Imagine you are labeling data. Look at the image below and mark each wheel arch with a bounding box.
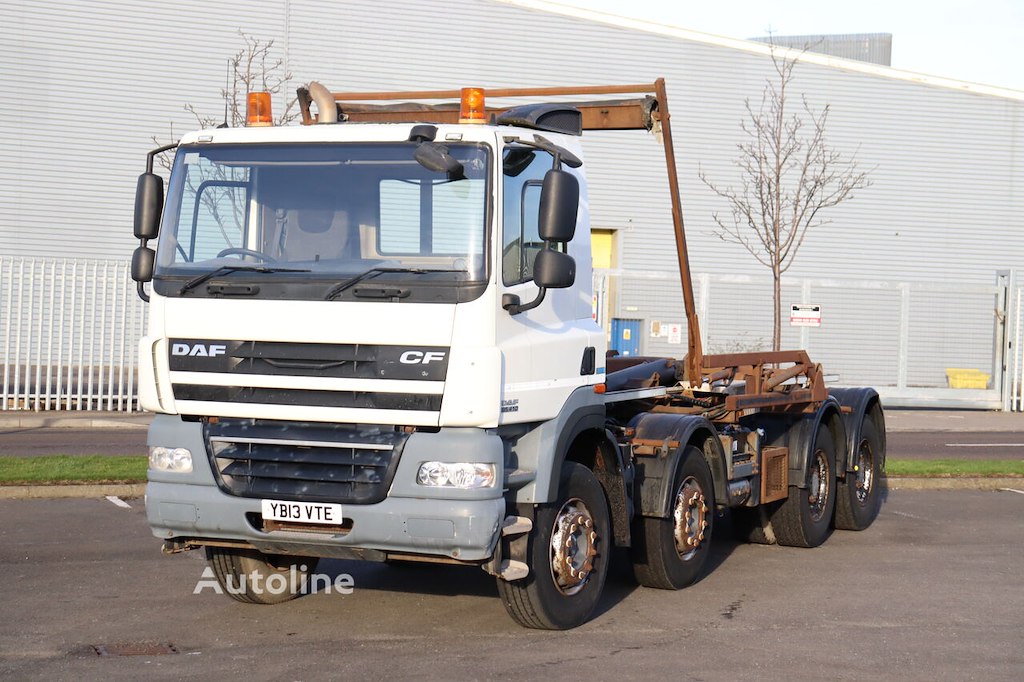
[828,387,887,473]
[562,426,634,547]
[629,412,728,518]
[752,398,847,489]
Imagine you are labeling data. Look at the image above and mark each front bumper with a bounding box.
[147,480,505,561]
[145,414,507,562]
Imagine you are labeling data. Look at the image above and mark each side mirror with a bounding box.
[131,245,155,283]
[538,169,579,242]
[533,249,575,289]
[134,172,164,240]
[502,248,576,315]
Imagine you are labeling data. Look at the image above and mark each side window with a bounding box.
[379,180,420,252]
[379,179,486,255]
[175,155,249,262]
[502,149,552,285]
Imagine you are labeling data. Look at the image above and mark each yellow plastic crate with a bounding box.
[945,368,991,389]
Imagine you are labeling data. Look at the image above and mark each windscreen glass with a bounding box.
[154,142,490,300]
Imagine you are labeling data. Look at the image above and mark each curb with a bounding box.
[0,414,151,430]
[0,483,146,500]
[886,477,1023,490]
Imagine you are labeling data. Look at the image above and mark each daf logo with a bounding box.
[172,342,227,357]
[399,350,446,364]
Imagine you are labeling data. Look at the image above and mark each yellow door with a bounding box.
[591,229,614,269]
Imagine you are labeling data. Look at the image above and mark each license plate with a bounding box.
[261,499,343,525]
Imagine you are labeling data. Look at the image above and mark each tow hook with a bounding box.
[161,540,195,555]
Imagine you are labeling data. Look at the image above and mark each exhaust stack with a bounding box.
[307,81,338,124]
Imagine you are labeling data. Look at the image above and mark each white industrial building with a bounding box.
[2,0,1023,410]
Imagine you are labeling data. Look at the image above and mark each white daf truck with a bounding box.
[131,80,885,629]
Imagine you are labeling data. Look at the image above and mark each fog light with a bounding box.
[417,462,495,489]
[149,446,193,473]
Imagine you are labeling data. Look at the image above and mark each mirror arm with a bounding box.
[136,281,150,303]
[146,142,179,174]
[502,288,547,316]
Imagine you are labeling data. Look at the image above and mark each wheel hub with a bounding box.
[807,448,830,521]
[550,499,598,595]
[854,438,874,503]
[673,476,708,559]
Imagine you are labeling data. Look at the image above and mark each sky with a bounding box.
[551,0,1024,91]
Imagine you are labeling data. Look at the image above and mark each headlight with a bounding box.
[149,446,193,473]
[417,462,495,489]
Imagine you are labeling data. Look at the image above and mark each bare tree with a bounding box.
[151,31,296,250]
[155,30,297,153]
[699,45,872,351]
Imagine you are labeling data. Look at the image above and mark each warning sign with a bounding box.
[790,304,821,327]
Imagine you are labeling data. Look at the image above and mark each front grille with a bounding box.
[206,419,407,504]
[169,340,449,381]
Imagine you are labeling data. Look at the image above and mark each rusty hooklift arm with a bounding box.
[296,79,705,382]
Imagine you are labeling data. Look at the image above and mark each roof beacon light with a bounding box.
[246,91,273,127]
[459,87,486,124]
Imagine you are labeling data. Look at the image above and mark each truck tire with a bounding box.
[205,547,318,605]
[770,424,836,548]
[631,446,715,589]
[835,416,884,530]
[497,462,611,630]
[730,505,777,545]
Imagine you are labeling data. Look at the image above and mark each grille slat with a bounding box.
[207,419,405,504]
[221,460,384,485]
[214,443,391,467]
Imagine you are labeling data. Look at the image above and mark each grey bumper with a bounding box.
[147,481,505,561]
[145,414,507,562]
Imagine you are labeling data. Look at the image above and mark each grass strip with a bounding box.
[1,455,1021,485]
[887,458,1024,478]
[0,456,148,484]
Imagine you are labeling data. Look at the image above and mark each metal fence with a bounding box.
[596,269,1022,410]
[1,257,146,412]
[2,255,1023,411]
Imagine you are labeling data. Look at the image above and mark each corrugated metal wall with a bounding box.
[750,34,893,66]
[1,0,1022,404]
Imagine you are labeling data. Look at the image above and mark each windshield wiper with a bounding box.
[177,265,311,295]
[324,268,465,300]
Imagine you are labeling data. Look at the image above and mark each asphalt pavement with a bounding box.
[0,490,1021,680]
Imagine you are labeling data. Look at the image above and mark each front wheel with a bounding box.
[771,424,836,548]
[632,446,715,589]
[497,462,611,630]
[835,415,885,530]
[204,547,318,605]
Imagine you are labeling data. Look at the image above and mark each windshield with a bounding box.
[154,142,490,301]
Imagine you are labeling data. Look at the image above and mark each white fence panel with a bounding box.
[0,257,146,412]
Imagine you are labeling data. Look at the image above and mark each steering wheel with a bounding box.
[216,247,277,263]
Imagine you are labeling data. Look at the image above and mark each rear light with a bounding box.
[246,91,273,126]
[459,87,486,124]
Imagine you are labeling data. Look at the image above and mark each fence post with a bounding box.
[897,283,911,389]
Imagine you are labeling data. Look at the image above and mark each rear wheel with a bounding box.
[632,446,715,589]
[497,462,611,630]
[205,547,318,605]
[835,416,884,530]
[771,424,836,548]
